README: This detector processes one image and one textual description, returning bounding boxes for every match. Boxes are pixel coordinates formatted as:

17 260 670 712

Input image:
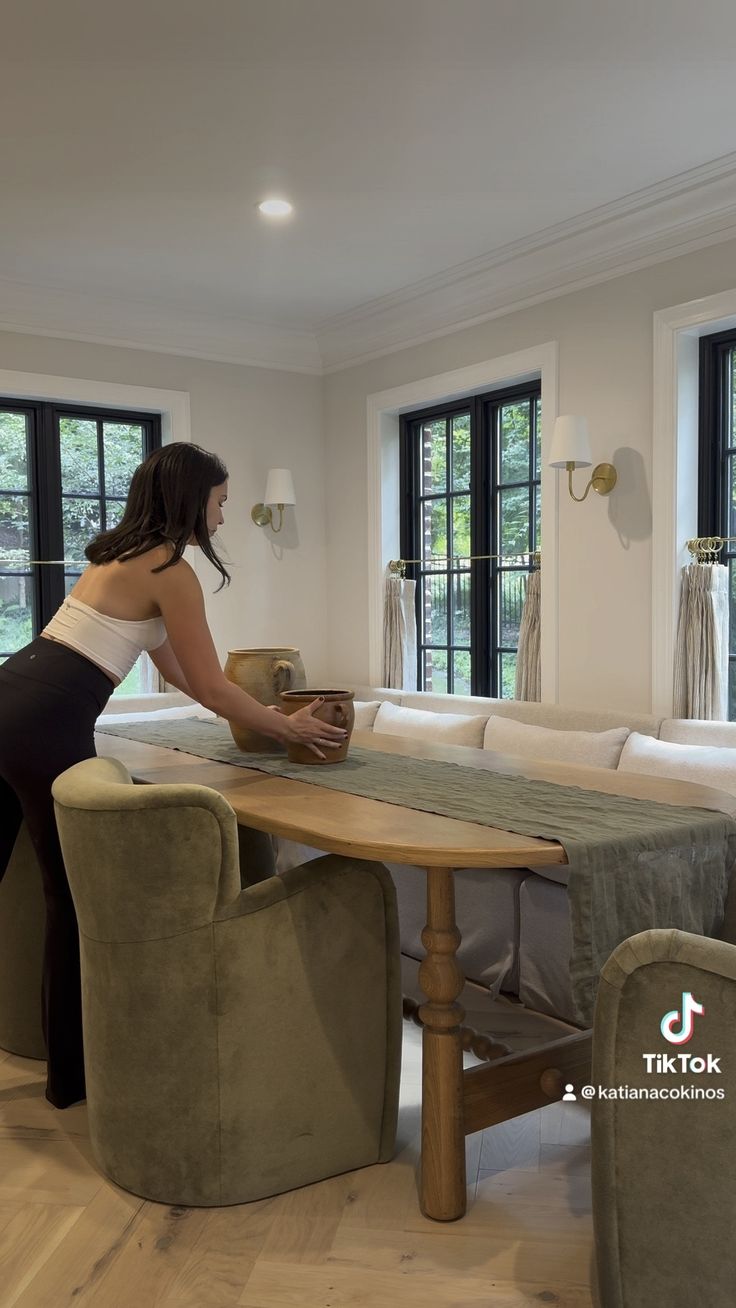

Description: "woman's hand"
280 696 348 760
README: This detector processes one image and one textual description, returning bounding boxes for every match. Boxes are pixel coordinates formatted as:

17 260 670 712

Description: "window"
400 382 541 696
0 400 161 693
699 329 736 717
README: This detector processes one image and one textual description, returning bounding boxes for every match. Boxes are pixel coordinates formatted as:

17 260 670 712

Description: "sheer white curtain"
382 568 417 690
139 652 163 694
673 562 729 720
514 568 541 702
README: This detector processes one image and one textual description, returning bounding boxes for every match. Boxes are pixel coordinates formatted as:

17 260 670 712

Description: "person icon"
562 1083 577 1102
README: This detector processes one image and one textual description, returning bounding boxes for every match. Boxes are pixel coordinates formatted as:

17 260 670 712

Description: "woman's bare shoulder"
140 543 178 572
73 547 198 615
84 544 172 575
122 544 196 583
147 550 202 601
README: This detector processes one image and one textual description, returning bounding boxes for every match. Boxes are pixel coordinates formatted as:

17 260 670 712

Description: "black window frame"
698 327 736 716
0 399 161 655
400 379 541 697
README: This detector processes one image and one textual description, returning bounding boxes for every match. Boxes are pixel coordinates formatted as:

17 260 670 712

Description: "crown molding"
317 152 736 372
2 154 736 378
0 277 322 375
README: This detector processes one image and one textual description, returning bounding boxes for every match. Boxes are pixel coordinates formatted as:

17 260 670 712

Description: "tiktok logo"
660 992 705 1045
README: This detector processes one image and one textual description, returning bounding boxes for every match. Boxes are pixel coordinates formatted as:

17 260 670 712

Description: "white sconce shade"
251 468 296 531
549 416 592 469
263 468 296 507
548 416 617 502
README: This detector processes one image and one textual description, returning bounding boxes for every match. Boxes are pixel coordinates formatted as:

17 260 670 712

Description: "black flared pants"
0 637 114 1107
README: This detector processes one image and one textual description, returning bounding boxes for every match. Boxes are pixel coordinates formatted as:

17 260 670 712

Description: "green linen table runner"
97 719 736 1025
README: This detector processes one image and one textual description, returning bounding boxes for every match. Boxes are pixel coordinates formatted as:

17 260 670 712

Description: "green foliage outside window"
0 411 149 694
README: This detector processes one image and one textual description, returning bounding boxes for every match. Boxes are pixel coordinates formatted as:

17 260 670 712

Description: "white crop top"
42 596 167 683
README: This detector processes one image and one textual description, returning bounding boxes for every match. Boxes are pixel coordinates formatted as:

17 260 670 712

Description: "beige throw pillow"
618 732 736 798
484 715 629 769
352 700 382 730
373 701 488 748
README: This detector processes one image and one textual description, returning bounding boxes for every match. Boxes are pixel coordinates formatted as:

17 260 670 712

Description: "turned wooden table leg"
418 866 466 1221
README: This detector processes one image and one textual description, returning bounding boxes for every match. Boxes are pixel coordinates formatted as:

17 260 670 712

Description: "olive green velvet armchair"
0 822 46 1060
52 755 402 1207
592 928 736 1308
0 813 273 1064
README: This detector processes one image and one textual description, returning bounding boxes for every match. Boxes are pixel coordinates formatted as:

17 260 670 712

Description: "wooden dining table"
95 726 736 1222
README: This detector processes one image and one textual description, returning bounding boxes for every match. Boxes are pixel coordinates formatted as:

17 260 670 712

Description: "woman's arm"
151 559 345 755
148 638 196 697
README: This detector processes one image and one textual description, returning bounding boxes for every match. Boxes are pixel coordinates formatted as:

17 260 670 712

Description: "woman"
0 442 346 1108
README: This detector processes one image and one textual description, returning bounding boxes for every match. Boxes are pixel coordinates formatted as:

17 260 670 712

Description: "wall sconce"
548 415 617 502
251 468 296 532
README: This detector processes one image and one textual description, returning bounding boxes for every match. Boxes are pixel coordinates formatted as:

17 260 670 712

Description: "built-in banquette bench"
272 687 736 1026
97 687 736 1028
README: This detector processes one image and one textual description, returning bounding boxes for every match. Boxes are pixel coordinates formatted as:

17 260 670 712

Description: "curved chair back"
52 755 401 1206
53 755 242 940
592 928 736 1308
0 823 45 1059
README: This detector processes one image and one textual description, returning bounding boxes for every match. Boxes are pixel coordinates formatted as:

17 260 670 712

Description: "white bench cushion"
659 719 736 748
397 692 661 736
483 715 629 769
97 704 217 725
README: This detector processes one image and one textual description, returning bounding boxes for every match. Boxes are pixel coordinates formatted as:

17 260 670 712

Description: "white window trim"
0 369 190 443
652 288 736 717
366 343 559 698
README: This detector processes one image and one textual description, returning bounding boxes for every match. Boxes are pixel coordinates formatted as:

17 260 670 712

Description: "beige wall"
0 331 327 679
322 238 736 713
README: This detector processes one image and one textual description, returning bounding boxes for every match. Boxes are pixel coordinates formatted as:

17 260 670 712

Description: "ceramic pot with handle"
224 647 306 752
279 689 355 765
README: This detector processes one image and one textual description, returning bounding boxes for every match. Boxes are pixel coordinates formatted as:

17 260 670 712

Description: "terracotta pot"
224 647 306 752
279 690 355 765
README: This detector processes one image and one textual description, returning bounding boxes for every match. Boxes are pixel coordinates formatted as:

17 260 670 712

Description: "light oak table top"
95 726 736 868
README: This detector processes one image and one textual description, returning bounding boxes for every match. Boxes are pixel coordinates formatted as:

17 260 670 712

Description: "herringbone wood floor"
0 965 595 1308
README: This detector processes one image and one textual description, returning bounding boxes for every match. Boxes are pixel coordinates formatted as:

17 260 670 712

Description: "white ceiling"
2 0 736 370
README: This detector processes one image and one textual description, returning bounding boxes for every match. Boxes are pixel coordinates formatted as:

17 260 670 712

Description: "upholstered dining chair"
0 810 275 1064
52 755 402 1207
592 928 736 1308
0 822 46 1060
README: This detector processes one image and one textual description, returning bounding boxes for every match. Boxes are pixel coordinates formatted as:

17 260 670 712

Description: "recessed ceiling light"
257 198 293 218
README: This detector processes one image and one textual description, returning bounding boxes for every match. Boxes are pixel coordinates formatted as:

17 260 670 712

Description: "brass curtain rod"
389 549 540 576
686 536 736 562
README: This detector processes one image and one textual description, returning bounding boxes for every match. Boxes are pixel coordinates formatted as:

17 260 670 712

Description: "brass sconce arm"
251 503 286 532
566 461 617 501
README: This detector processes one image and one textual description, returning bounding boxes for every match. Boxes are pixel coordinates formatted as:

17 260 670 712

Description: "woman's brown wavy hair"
85 443 230 588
